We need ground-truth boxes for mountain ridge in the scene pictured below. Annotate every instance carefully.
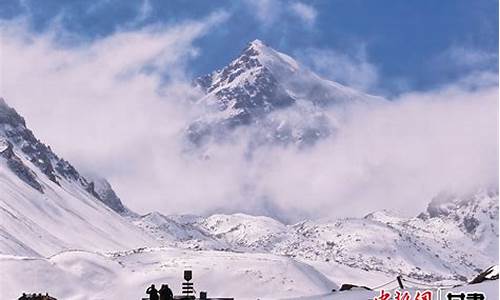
[135,188,498,283]
[0,98,132,215]
[0,98,157,256]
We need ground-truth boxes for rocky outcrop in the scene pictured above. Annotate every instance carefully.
[0,98,132,214]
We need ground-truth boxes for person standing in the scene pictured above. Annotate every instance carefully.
[146,284,159,300]
[159,284,174,300]
[18,293,27,300]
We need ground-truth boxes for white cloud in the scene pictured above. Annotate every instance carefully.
[297,46,379,92]
[129,0,153,25]
[1,14,497,222]
[167,80,497,221]
[243,0,318,28]
[430,46,499,84]
[255,83,498,219]
[289,2,317,26]
[243,0,280,27]
[444,46,498,68]
[0,12,230,213]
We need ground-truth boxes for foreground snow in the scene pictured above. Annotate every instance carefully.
[0,155,157,257]
[0,247,337,300]
[1,247,497,300]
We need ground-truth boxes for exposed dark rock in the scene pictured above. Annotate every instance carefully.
[86,175,132,215]
[338,283,372,291]
[188,40,335,148]
[0,98,129,212]
[469,265,499,284]
[1,139,43,193]
[463,216,480,234]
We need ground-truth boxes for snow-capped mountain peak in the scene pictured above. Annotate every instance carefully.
[245,39,300,73]
[188,40,384,147]
[248,38,266,50]
[194,40,297,122]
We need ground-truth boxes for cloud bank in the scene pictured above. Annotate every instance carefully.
[289,2,317,27]
[297,46,379,92]
[1,17,497,222]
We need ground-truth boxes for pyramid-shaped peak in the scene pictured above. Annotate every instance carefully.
[239,39,300,72]
[242,39,278,58]
[238,39,270,60]
[249,39,267,49]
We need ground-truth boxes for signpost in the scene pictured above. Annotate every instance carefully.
[182,270,195,299]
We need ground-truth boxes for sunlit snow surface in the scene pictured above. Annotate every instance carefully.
[0,152,158,257]
[1,248,497,300]
[0,248,337,300]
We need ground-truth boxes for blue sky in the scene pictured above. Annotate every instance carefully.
[1,0,498,97]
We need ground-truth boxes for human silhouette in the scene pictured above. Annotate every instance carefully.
[18,293,27,300]
[146,284,159,300]
[159,284,174,300]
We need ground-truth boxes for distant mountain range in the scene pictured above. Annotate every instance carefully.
[134,189,498,283]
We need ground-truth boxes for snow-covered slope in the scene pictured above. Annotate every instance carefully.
[198,213,289,251]
[275,190,498,283]
[136,189,499,284]
[133,213,227,250]
[134,212,291,252]
[188,40,384,147]
[2,248,497,300]
[0,98,157,257]
[0,248,339,300]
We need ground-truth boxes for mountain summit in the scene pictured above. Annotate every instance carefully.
[188,40,383,147]
[194,39,297,127]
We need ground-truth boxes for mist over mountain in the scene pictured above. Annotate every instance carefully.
[1,96,496,289]
[1,26,497,221]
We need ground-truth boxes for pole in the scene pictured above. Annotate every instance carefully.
[396,275,404,289]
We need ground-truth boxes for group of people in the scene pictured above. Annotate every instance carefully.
[18,293,56,300]
[146,284,174,300]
